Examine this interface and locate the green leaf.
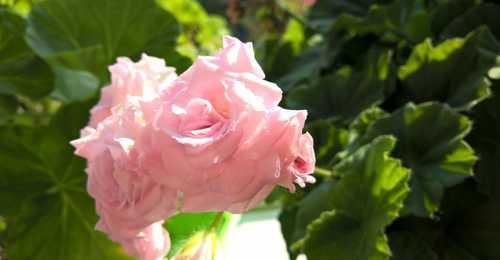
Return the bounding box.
[332,0,430,43]
[0,102,131,260]
[287,47,393,122]
[51,66,99,102]
[467,82,500,199]
[257,38,296,82]
[0,8,53,98]
[305,120,349,167]
[302,136,410,260]
[441,3,500,40]
[308,0,390,29]
[276,43,328,91]
[349,106,388,139]
[279,205,301,260]
[361,102,476,216]
[389,231,438,260]
[389,180,500,260]
[430,0,477,37]
[25,0,181,101]
[0,94,17,124]
[398,27,500,110]
[165,212,232,258]
[158,0,229,56]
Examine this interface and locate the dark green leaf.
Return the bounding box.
[430,0,477,37]
[0,102,132,260]
[25,0,180,101]
[467,82,500,199]
[0,8,53,98]
[332,0,430,43]
[441,3,500,40]
[389,180,500,260]
[361,102,476,216]
[279,205,300,260]
[389,231,438,260]
[305,120,349,166]
[287,47,393,122]
[0,94,17,124]
[277,43,328,92]
[308,0,393,29]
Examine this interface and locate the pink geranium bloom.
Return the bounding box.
[71,36,315,260]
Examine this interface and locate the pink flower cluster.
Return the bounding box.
[71,36,315,260]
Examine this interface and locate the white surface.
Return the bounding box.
[223,209,290,260]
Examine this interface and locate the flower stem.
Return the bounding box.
[209,212,225,232]
[315,167,337,178]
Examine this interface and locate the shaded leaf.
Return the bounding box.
[0,102,131,260]
[279,205,300,260]
[0,94,17,124]
[0,8,53,98]
[276,43,328,91]
[441,3,500,40]
[430,0,477,37]
[467,82,500,199]
[305,120,349,166]
[287,47,393,122]
[25,0,181,101]
[332,0,430,43]
[308,0,393,29]
[389,180,500,260]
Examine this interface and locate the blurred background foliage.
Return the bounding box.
[0,0,500,259]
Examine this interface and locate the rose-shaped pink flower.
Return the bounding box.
[140,36,315,213]
[72,55,177,260]
[71,36,315,260]
[89,54,177,128]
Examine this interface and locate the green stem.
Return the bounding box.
[315,167,337,178]
[208,212,225,232]
[207,212,225,260]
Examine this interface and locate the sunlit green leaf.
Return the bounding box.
[399,27,499,110]
[302,136,410,260]
[361,102,476,216]
[157,0,228,57]
[165,212,232,258]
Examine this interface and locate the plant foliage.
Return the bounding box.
[1,0,500,259]
[252,0,500,259]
